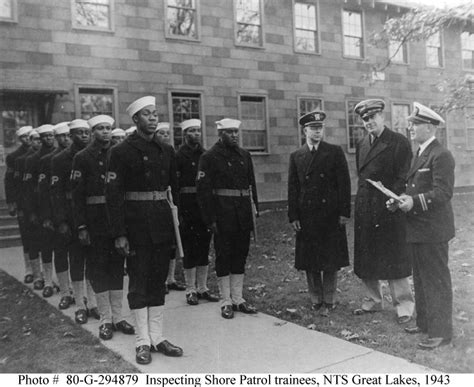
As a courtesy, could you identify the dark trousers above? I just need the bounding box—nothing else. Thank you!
[182,230,211,269]
[127,242,172,309]
[88,237,125,294]
[69,238,90,282]
[214,230,250,277]
[17,211,29,254]
[54,233,69,273]
[409,242,453,340]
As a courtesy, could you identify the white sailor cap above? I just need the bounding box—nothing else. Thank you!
[69,119,90,130]
[29,129,40,139]
[125,126,136,135]
[111,128,126,136]
[216,118,241,130]
[16,126,33,137]
[88,114,114,128]
[126,96,156,117]
[408,102,445,126]
[156,122,170,131]
[37,124,55,134]
[53,122,70,135]
[181,119,201,131]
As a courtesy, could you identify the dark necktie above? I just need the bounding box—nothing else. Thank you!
[311,146,316,154]
[370,134,376,146]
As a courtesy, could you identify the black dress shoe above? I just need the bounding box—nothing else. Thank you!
[136,345,152,364]
[113,320,135,335]
[167,282,186,291]
[99,323,114,340]
[42,285,54,298]
[75,309,88,324]
[197,291,219,302]
[221,305,234,319]
[59,295,74,310]
[186,292,199,305]
[232,302,257,314]
[24,274,34,284]
[155,340,183,357]
[405,326,426,334]
[33,279,44,290]
[87,307,100,320]
[418,337,451,350]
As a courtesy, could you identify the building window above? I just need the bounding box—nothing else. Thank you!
[342,10,363,58]
[392,103,411,138]
[426,31,443,68]
[235,0,263,47]
[166,0,199,41]
[1,110,32,152]
[239,95,268,152]
[0,0,17,22]
[171,92,202,148]
[389,40,408,64]
[461,31,474,70]
[76,87,117,121]
[294,1,319,54]
[72,0,113,31]
[346,99,366,153]
[429,105,447,148]
[466,106,474,150]
[297,97,323,145]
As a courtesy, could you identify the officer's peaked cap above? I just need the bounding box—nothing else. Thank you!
[354,99,385,119]
[299,110,326,127]
[408,102,445,126]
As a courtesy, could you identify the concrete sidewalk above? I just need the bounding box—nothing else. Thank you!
[1,247,435,373]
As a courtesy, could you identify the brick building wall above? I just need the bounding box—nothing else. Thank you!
[1,0,473,202]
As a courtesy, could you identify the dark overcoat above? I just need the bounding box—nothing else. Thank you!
[4,143,29,206]
[13,148,35,212]
[38,147,63,222]
[288,142,351,272]
[71,141,110,238]
[354,127,412,279]
[105,132,178,246]
[405,139,455,243]
[196,140,258,233]
[176,142,207,236]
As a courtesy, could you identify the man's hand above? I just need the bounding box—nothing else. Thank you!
[386,198,399,212]
[78,228,91,246]
[43,219,54,230]
[339,216,350,226]
[291,220,301,232]
[115,236,130,257]
[398,194,414,213]
[207,222,218,235]
[7,203,17,217]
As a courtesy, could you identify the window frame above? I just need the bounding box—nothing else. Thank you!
[168,89,205,149]
[74,84,119,125]
[345,98,367,153]
[296,96,324,146]
[388,39,409,65]
[391,101,411,138]
[292,0,321,55]
[341,8,365,60]
[0,0,18,23]
[233,0,265,49]
[425,30,444,69]
[237,93,270,154]
[429,104,449,149]
[461,30,474,72]
[164,0,201,42]
[71,0,115,33]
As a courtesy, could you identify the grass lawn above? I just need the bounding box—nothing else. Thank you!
[0,271,139,373]
[237,193,474,373]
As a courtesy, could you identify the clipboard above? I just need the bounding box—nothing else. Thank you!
[366,179,402,202]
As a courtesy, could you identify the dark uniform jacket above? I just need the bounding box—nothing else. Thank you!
[23,145,55,216]
[354,127,412,279]
[38,147,63,222]
[405,139,455,243]
[196,140,258,233]
[176,143,207,235]
[13,148,35,212]
[105,131,178,246]
[288,142,351,271]
[71,141,110,238]
[4,143,29,205]
[50,143,84,227]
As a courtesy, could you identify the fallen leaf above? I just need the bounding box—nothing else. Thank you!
[461,263,471,267]
[257,265,265,269]
[98,359,107,363]
[0,357,8,366]
[0,317,11,322]
[63,332,75,338]
[371,320,381,324]
[307,323,317,330]
[286,308,297,314]
[274,321,287,326]
[455,311,469,322]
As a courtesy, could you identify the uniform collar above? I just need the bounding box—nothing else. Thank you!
[418,136,436,156]
[306,140,320,152]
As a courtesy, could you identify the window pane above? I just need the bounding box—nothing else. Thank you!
[168,0,195,7]
[240,96,266,152]
[392,104,410,137]
[236,24,261,45]
[343,11,361,37]
[0,0,12,19]
[75,0,110,29]
[79,89,113,120]
[389,40,407,63]
[461,31,474,69]
[347,100,366,151]
[167,8,197,38]
[1,109,32,149]
[236,0,260,25]
[344,36,362,57]
[172,93,201,147]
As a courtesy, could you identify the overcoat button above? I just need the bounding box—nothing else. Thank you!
[322,199,326,203]
[144,156,148,161]
[99,161,103,166]
[320,173,324,177]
